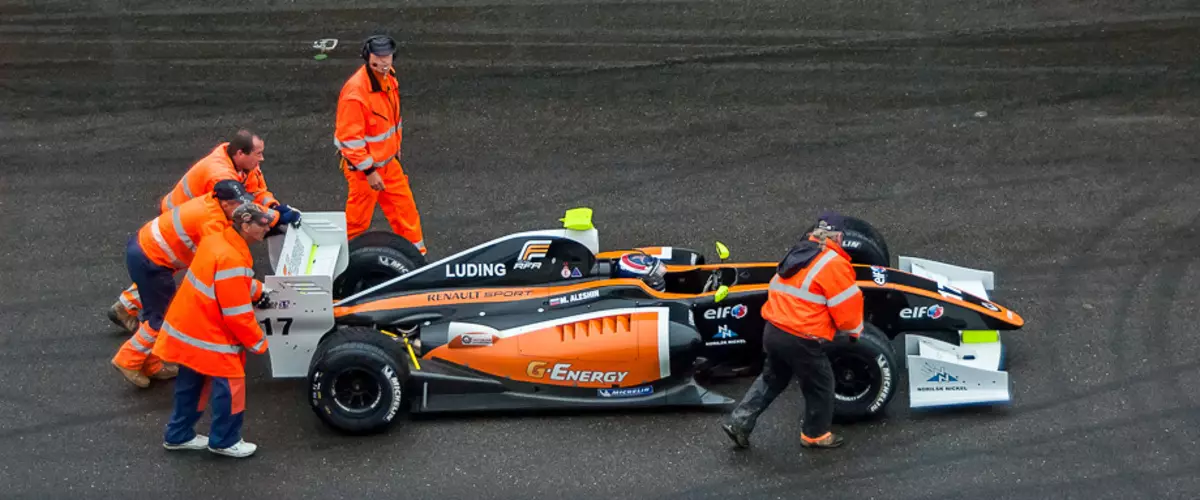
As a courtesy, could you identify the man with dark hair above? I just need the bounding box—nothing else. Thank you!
[225,129,258,157]
[160,129,289,216]
[108,130,301,332]
[154,202,273,458]
[721,211,865,451]
[333,34,427,254]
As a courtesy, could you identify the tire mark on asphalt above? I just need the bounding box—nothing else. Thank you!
[839,172,1077,204]
[0,390,83,418]
[1134,206,1200,480]
[656,361,1200,499]
[720,404,1200,500]
[1037,169,1182,486]
[994,251,1200,280]
[898,465,1198,500]
[0,399,169,440]
[1030,74,1182,108]
[1085,182,1200,488]
[503,12,1200,78]
[1041,166,1172,354]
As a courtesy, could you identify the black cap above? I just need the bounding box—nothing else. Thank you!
[213,179,254,203]
[363,35,397,58]
[815,210,847,232]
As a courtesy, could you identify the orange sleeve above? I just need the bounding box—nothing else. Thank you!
[245,168,279,208]
[213,255,269,354]
[334,93,375,174]
[249,278,266,303]
[818,258,864,335]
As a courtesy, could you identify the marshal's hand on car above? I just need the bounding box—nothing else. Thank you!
[275,204,302,226]
[254,287,275,309]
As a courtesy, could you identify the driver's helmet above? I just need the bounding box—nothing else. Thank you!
[615,253,666,291]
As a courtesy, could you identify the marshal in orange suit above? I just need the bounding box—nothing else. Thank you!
[333,34,427,254]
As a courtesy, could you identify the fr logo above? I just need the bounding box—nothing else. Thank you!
[515,240,551,270]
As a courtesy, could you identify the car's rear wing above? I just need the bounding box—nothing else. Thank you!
[897,256,1012,411]
[256,212,349,378]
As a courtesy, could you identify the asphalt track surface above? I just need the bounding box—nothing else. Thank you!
[3,1,1200,498]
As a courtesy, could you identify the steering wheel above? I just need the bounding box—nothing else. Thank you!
[701,267,738,294]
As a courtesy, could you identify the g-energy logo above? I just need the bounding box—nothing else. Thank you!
[526,361,629,383]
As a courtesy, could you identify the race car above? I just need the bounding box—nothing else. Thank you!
[255,208,1025,434]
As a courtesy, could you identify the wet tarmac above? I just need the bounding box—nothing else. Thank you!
[2,1,1199,498]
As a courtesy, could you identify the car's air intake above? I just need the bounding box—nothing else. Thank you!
[557,314,634,341]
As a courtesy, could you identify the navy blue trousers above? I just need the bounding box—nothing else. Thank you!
[164,365,246,449]
[124,235,177,331]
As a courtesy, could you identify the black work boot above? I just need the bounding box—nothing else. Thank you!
[721,423,751,449]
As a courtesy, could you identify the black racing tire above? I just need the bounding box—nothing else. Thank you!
[808,215,890,267]
[308,327,411,435]
[332,231,427,300]
[842,216,890,265]
[824,323,900,422]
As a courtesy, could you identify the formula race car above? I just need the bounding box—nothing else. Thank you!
[255,208,1025,434]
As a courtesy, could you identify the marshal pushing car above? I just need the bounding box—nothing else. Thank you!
[254,208,1025,434]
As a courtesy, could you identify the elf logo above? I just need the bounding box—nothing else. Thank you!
[900,304,944,319]
[704,304,748,320]
[870,265,887,285]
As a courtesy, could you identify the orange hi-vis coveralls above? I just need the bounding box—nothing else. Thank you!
[761,237,865,342]
[116,143,279,320]
[112,193,263,379]
[153,226,269,449]
[726,235,864,445]
[161,142,280,214]
[334,64,426,253]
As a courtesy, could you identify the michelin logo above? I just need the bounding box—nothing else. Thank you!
[598,386,653,398]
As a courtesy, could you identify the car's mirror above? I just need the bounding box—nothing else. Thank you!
[714,285,730,303]
[715,241,730,261]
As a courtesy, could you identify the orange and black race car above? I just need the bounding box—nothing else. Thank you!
[255,208,1026,435]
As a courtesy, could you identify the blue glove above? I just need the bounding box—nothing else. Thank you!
[275,204,301,226]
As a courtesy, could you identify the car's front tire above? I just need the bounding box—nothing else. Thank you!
[308,327,410,435]
[825,323,900,422]
[332,231,426,300]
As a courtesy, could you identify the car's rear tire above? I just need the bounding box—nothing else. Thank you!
[808,215,890,267]
[841,216,890,266]
[825,323,899,422]
[308,327,411,435]
[332,231,427,300]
